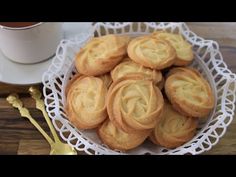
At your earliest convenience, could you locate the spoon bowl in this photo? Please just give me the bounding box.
[50,142,77,155]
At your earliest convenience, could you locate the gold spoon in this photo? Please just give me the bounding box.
[6,93,77,155]
[6,94,54,148]
[28,86,77,155]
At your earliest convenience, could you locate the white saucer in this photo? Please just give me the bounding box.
[0,22,92,85]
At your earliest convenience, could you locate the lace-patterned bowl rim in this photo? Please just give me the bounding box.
[42,22,236,155]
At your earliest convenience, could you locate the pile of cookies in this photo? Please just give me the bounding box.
[65,31,215,151]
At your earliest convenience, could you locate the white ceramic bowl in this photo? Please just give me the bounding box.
[42,22,236,155]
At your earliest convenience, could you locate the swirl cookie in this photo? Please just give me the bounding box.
[111,58,162,84]
[150,101,198,148]
[65,75,108,129]
[107,75,164,133]
[152,31,193,66]
[75,34,130,76]
[165,67,214,118]
[127,35,176,70]
[98,120,150,151]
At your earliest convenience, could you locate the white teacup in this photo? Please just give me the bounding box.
[0,22,63,64]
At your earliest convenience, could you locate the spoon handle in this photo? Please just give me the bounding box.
[6,94,54,145]
[29,87,61,143]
